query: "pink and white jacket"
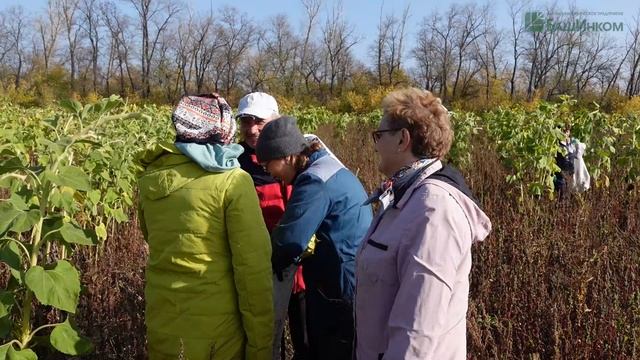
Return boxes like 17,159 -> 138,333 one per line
355,161 -> 491,360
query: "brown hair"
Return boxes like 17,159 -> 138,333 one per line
381,88 -> 453,159
290,140 -> 324,172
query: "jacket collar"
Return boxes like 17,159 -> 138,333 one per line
393,160 -> 443,210
308,149 -> 328,165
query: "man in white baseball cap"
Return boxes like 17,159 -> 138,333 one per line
237,92 -> 280,149
236,92 -> 309,360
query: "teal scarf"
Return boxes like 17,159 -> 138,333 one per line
175,142 -> 244,172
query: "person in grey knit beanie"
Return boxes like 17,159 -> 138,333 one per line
256,116 -> 308,163
256,115 -> 373,360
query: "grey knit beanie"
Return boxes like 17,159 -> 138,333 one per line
256,116 -> 308,162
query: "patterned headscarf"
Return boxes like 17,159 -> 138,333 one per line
172,93 -> 236,145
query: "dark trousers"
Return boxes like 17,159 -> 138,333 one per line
305,288 -> 354,360
554,172 -> 571,199
287,291 -> 309,360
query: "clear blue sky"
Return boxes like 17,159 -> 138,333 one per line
1,0 -> 639,66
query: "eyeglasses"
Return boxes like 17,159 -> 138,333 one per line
371,128 -> 405,143
238,114 -> 265,125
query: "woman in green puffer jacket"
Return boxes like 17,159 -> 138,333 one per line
138,94 -> 273,360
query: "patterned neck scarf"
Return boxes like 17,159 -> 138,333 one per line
364,158 -> 438,209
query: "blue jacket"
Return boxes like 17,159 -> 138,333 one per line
271,149 -> 373,302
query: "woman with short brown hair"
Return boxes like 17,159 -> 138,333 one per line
379,87 -> 453,159
356,88 -> 492,359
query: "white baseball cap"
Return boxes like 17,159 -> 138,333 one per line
236,92 -> 279,120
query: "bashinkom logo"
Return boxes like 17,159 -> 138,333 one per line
525,11 -> 546,32
524,11 -> 624,33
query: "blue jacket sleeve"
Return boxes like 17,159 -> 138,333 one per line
271,174 -> 330,271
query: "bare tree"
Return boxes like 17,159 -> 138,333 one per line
373,3 -> 390,86
390,5 -> 410,84
2,7 -> 29,88
321,2 -> 359,95
174,14 -> 193,95
574,34 -> 615,97
507,0 -> 529,99
428,8 -> 458,101
242,57 -> 268,91
211,7 -> 255,95
523,4 -> 566,100
153,29 -> 177,100
0,12 -> 12,67
304,42 -> 326,92
451,4 -> 487,99
371,4 -> 410,86
412,19 -> 439,91
601,41 -> 631,99
79,0 -> 101,92
625,13 -> 640,97
474,16 -> 503,101
127,0 -> 180,97
192,15 -> 223,93
36,1 -> 62,75
263,14 -> 299,94
298,0 -> 321,94
60,0 -> 81,91
242,34 -> 271,91
101,1 -> 135,95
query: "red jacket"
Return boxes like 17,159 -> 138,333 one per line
239,142 -> 291,232
239,142 -> 305,293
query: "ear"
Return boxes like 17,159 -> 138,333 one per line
284,155 -> 295,165
398,129 -> 412,152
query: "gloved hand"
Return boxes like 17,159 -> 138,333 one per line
273,264 -> 284,281
271,250 -> 290,278
271,243 -> 304,280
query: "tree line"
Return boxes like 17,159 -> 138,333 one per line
0,0 -> 639,109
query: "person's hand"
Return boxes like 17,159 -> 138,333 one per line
273,265 -> 284,281
271,250 -> 289,281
